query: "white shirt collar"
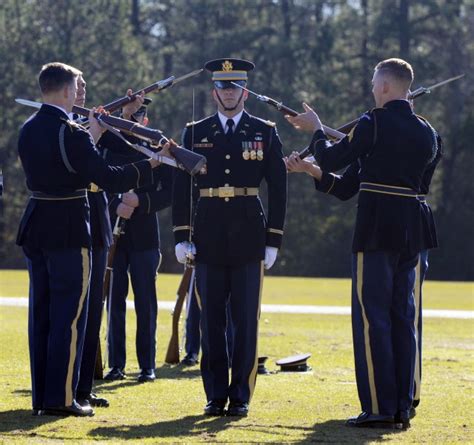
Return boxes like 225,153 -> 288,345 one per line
44,103 -> 70,119
218,109 -> 244,131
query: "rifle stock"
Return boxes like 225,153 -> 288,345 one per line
165,264 -> 194,364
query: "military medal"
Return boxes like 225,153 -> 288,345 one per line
250,148 -> 257,160
242,141 -> 250,160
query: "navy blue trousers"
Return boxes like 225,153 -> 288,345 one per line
185,279 -> 234,362
107,249 -> 161,369
24,246 -> 90,409
195,261 -> 263,404
352,250 -> 419,416
414,250 -> 428,405
77,247 -> 107,396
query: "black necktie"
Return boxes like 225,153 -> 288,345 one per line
226,119 -> 234,136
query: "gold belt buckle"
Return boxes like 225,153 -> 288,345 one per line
218,186 -> 235,198
89,183 -> 99,193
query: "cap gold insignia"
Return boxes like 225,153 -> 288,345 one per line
222,60 -> 233,72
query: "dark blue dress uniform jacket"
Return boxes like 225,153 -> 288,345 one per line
172,111 -> 287,266
309,100 -> 439,254
313,117 -> 442,249
99,132 -> 173,252
17,105 -> 154,249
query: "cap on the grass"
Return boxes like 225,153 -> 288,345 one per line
276,353 -> 311,372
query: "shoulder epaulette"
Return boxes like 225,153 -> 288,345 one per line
186,116 -> 209,128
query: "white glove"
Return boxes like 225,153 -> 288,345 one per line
175,241 -> 196,264
264,246 -> 278,270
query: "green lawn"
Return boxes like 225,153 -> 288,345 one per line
0,271 -> 473,443
1,269 -> 473,309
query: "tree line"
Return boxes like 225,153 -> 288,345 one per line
0,0 -> 472,280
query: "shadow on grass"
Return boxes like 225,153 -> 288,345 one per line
89,414 -> 241,440
93,366 -> 201,391
298,419 -> 406,444
0,409 -> 59,433
12,388 -> 31,396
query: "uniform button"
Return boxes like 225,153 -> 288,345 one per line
225,169 -> 230,174
225,154 -> 231,159
224,197 -> 230,202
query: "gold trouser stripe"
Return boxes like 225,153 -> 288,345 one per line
414,257 -> 422,400
248,261 -> 264,402
356,252 -> 379,414
65,248 -> 90,406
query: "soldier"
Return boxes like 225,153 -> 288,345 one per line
73,74 -> 112,409
101,97 -> 173,383
286,58 -> 440,429
172,58 -> 287,417
17,62 -> 165,417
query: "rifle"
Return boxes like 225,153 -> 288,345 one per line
15,99 -> 206,176
101,69 -> 203,113
336,74 -> 465,134
230,82 -> 346,141
165,263 -> 194,364
94,214 -> 127,379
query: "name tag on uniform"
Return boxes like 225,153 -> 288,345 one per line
193,143 -> 214,148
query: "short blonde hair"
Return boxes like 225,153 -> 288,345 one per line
375,58 -> 413,89
38,62 -> 82,94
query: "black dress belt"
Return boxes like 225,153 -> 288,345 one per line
31,189 -> 87,200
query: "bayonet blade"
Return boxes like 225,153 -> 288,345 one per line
15,98 -> 43,109
423,74 -> 464,92
171,68 -> 204,86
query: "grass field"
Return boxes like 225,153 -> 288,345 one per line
0,270 -> 473,444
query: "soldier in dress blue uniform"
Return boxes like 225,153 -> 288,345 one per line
73,74 -> 112,409
286,58 -> 440,429
17,62 -> 165,417
100,98 -> 173,383
172,58 -> 287,417
287,128 -> 441,418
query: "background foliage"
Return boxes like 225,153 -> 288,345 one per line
0,0 -> 472,279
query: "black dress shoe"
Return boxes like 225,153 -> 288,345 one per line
226,401 -> 249,417
346,412 -> 398,429
43,399 -> 94,417
204,400 -> 226,416
180,354 -> 199,366
77,392 -> 110,408
104,367 -> 126,381
395,409 -> 413,429
137,368 -> 156,383
32,408 -> 43,416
